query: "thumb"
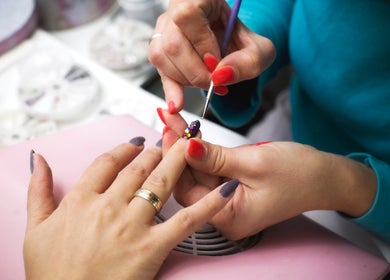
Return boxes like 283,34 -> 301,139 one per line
185,138 -> 245,178
27,151 -> 57,231
213,29 -> 276,85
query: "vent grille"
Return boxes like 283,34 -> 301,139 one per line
155,196 -> 262,256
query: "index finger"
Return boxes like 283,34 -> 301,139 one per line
171,0 -> 228,59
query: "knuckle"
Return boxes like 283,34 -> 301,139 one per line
121,163 -> 149,180
61,190 -> 87,210
242,50 -> 263,79
94,197 -> 117,220
257,37 -> 276,70
148,48 -> 161,66
172,1 -> 196,23
95,151 -> 122,169
210,145 -> 229,174
175,209 -> 197,231
162,35 -> 183,57
188,71 -> 209,88
145,171 -> 169,190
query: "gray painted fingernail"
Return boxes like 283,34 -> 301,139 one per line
129,136 -> 145,146
30,149 -> 35,174
220,179 -> 239,198
155,138 -> 162,147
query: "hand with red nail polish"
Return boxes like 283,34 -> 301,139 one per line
148,0 -> 276,113
211,65 -> 235,86
167,140 -> 377,242
204,53 -> 219,72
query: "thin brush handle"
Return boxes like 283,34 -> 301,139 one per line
221,0 -> 242,56
201,0 -> 242,118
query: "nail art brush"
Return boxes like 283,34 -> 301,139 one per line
201,0 -> 242,119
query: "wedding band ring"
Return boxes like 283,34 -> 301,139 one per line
134,188 -> 162,213
149,32 -> 163,44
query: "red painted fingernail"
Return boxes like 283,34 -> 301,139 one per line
214,85 -> 229,95
187,139 -> 204,159
211,65 -> 235,86
162,126 -> 171,137
168,100 -> 176,114
255,141 -> 271,146
203,53 -> 218,72
156,107 -> 166,125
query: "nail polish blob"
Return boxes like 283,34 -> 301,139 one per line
182,120 -> 201,139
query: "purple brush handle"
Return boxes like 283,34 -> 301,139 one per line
220,0 -> 242,56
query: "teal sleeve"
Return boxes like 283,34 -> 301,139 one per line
209,0 -> 295,128
346,153 -> 390,243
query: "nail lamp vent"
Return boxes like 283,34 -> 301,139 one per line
155,196 -> 262,256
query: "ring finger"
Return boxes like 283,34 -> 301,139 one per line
129,139 -> 188,220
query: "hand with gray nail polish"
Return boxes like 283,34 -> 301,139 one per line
24,140 -> 235,280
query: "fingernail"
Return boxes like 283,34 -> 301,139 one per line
129,136 -> 145,146
220,179 -> 239,198
211,65 -> 235,86
30,149 -> 35,174
255,141 -> 271,146
156,107 -> 167,125
214,85 -> 229,95
162,125 -> 171,137
203,53 -> 218,72
155,138 -> 162,147
182,120 -> 201,139
187,139 -> 204,159
168,100 -> 176,114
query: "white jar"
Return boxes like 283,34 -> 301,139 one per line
117,0 -> 163,26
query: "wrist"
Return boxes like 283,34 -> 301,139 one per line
320,153 -> 377,217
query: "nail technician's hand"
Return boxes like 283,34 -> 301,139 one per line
148,0 -> 275,113
157,110 -> 376,240
24,139 -> 238,280
180,140 -> 377,240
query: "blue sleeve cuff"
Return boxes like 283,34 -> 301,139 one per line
345,153 -> 390,243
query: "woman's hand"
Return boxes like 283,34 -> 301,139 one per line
24,138 -> 238,280
159,110 -> 377,240
148,0 -> 275,113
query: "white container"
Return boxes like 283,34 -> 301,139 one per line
36,0 -> 116,30
117,0 -> 163,26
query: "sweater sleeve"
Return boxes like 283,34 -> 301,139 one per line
209,0 -> 295,128
346,153 -> 390,243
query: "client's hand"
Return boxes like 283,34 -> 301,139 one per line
24,137 -> 238,280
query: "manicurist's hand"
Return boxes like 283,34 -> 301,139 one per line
159,110 -> 377,240
148,0 -> 275,113
24,138 -> 238,280
182,139 -> 377,240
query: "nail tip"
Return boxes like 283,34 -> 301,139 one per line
182,120 -> 201,139
220,179 -> 239,198
155,138 -> 162,147
29,149 -> 35,174
129,136 -> 146,146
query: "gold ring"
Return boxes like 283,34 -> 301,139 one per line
149,32 -> 163,44
134,188 -> 162,213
